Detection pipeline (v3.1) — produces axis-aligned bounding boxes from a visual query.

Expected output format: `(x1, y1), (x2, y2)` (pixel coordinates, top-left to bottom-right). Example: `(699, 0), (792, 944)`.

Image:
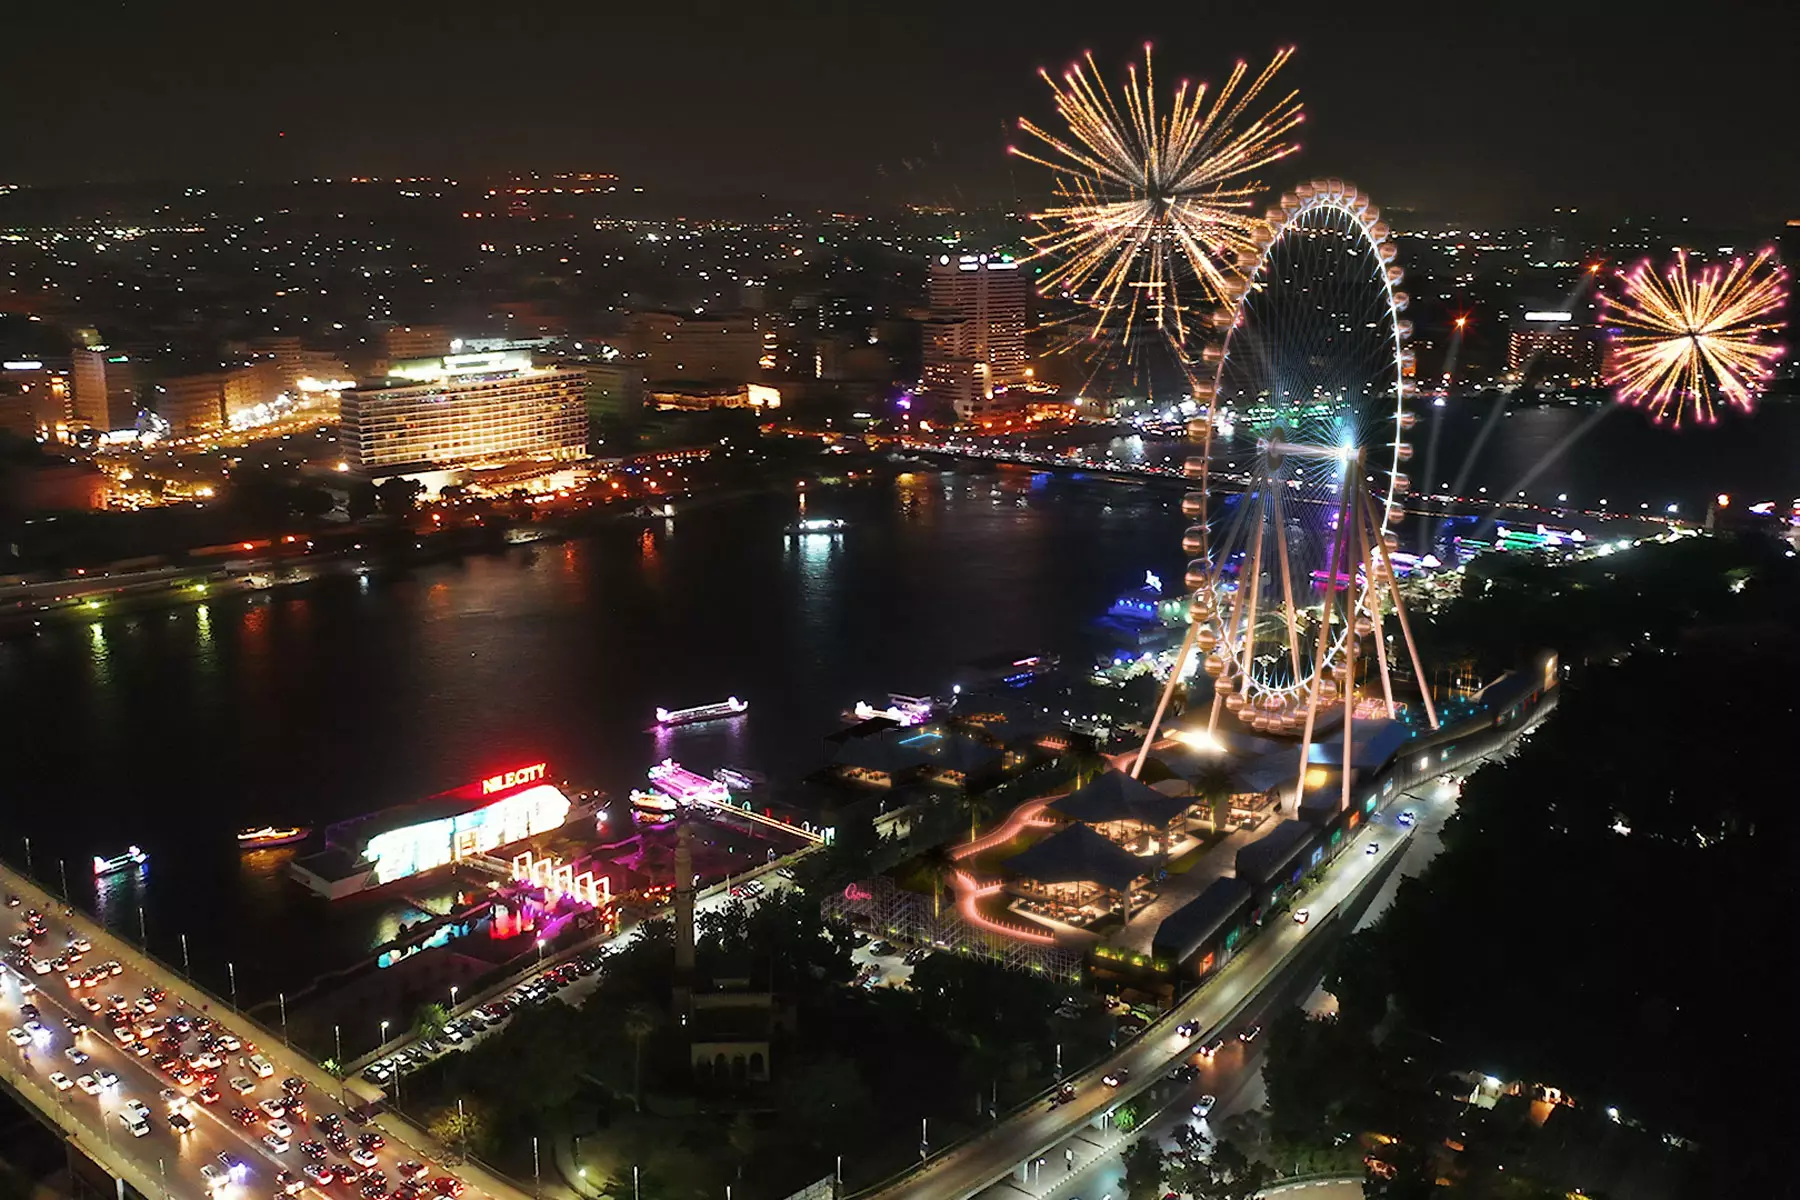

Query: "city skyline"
(2, 1), (1795, 222)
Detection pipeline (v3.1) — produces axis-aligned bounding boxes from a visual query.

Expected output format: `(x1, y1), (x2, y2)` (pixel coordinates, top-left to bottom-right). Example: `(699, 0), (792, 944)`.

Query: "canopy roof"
(1007, 824), (1149, 891)
(1049, 769), (1191, 827)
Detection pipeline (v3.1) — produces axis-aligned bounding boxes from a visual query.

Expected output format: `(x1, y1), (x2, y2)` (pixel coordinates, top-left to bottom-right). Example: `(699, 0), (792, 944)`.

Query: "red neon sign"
(481, 762), (548, 796)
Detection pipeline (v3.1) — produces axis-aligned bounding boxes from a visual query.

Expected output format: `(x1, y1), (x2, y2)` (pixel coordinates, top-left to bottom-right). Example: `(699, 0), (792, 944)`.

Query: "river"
(2, 400), (1794, 1002)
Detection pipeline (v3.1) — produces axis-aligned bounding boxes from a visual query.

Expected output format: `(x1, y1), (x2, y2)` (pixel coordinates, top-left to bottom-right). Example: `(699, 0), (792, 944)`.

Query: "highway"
(0, 860), (516, 1200)
(870, 808), (1411, 1200)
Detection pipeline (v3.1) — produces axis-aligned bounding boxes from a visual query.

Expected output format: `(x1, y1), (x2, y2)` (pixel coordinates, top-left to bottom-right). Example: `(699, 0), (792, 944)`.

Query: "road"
(871, 810), (1409, 1200)
(963, 775), (1473, 1200)
(0, 861), (516, 1200)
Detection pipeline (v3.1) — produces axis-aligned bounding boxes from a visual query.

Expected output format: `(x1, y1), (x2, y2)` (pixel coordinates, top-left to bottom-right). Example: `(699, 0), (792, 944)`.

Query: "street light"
(279, 993), (288, 1045)
(227, 962), (237, 1011)
(380, 1019), (390, 1050)
(449, 985), (458, 1010)
(535, 938), (545, 969)
(179, 934), (190, 978)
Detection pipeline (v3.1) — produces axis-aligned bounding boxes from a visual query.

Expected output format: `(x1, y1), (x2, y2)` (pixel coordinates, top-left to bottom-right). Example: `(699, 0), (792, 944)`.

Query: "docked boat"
(92, 846), (147, 876)
(630, 788), (679, 814)
(712, 766), (768, 792)
(236, 825), (311, 850)
(655, 696), (749, 726)
(786, 517), (846, 536)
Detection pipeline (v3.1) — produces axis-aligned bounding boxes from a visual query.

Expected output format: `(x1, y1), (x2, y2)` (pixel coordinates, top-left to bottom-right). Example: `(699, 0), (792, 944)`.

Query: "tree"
(376, 476), (424, 515)
(1192, 763), (1241, 830)
(1112, 1100), (1142, 1134)
(428, 1100), (487, 1163)
(1121, 1137), (1166, 1200)
(415, 1002), (449, 1041)
(347, 482), (379, 521)
(624, 1003), (659, 1113)
(918, 841), (958, 919)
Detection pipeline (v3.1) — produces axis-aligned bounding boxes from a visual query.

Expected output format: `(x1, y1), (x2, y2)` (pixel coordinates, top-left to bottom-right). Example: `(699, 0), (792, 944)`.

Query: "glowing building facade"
(339, 352), (587, 473)
(924, 253), (1028, 422)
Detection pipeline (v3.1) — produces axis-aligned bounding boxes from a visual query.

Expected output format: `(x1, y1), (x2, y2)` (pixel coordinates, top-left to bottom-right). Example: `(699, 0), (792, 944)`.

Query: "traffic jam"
(3, 895), (469, 1200)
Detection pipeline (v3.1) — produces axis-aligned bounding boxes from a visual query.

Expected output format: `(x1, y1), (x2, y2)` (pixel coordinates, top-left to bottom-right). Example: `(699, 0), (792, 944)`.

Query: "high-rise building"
(923, 252), (1028, 422)
(154, 372), (229, 438)
(626, 311), (765, 382)
(339, 352), (587, 474)
(379, 324), (455, 364)
(0, 363), (68, 441)
(1506, 309), (1601, 387)
(69, 348), (137, 432)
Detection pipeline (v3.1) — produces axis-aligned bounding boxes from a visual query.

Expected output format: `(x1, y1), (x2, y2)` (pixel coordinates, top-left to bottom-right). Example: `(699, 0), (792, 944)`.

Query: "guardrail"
(0, 1047), (182, 1200)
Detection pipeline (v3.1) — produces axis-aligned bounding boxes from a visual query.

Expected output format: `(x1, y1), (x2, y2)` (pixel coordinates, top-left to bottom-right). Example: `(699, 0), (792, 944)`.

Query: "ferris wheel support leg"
(1355, 483), (1399, 720)
(1294, 477), (1355, 814)
(1366, 487), (1440, 730)
(1236, 489), (1269, 719)
(1132, 621), (1199, 780)
(1269, 482), (1307, 690)
(1208, 522), (1253, 743)
(1340, 569), (1357, 816)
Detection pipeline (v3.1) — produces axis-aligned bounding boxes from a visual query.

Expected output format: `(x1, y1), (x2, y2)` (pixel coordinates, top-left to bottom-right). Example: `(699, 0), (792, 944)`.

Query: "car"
(230, 1076), (257, 1094)
(282, 1076), (307, 1096)
(358, 1132), (386, 1151)
(1292, 909), (1311, 925)
(124, 1099), (153, 1121)
(866, 940), (895, 957)
(431, 1179), (464, 1197)
(160, 1086), (189, 1109)
(171, 1067), (196, 1086)
(360, 1183), (388, 1200)
(1176, 1020), (1199, 1039)
(1102, 1068), (1131, 1087)
(218, 1033), (242, 1052)
(300, 1140), (327, 1160)
(328, 1130), (351, 1151)
(95, 1069), (119, 1089)
(1166, 1064), (1198, 1083)
(267, 1118), (295, 1139)
(351, 1148), (380, 1169)
(336, 1164), (363, 1187)
(49, 1071), (74, 1090)
(397, 1162), (429, 1183)
(200, 1165), (229, 1191)
(135, 997), (157, 1015)
(1193, 1094), (1217, 1117)
(198, 1086), (223, 1105)
(72, 938), (91, 953)
(1397, 811), (1416, 826)
(80, 996), (101, 1013)
(362, 1170), (388, 1192)
(249, 1053), (275, 1078)
(264, 1132), (293, 1154)
(108, 994), (127, 1011)
(231, 1105), (259, 1126)
(319, 1112), (343, 1130)
(170, 1112), (196, 1135)
(260, 1097), (288, 1118)
(1365, 842), (1379, 855)
(76, 1074), (102, 1095)
(64, 1047), (90, 1066)
(5, 1028), (29, 1046)
(108, 961), (123, 976)
(303, 1165), (335, 1186)
(64, 1017), (88, 1036)
(1199, 1037), (1226, 1059)
(1239, 1024), (1262, 1043)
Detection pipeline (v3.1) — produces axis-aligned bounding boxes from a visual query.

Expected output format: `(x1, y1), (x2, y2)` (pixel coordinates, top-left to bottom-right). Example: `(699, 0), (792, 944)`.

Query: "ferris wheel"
(1138, 179), (1439, 807)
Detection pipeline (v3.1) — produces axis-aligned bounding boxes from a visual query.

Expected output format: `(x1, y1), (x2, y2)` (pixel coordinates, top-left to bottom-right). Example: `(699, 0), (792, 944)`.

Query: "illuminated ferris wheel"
(1140, 179), (1439, 805)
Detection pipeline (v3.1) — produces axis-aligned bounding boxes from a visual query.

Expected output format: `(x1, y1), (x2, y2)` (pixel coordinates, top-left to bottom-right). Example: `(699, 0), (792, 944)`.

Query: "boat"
(630, 789), (678, 814)
(633, 502), (676, 519)
(712, 767), (768, 792)
(786, 517), (846, 536)
(655, 697), (748, 726)
(236, 826), (311, 850)
(92, 847), (147, 876)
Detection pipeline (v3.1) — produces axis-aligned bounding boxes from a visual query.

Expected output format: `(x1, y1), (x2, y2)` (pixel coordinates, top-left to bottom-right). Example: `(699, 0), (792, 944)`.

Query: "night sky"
(4, 0), (1794, 221)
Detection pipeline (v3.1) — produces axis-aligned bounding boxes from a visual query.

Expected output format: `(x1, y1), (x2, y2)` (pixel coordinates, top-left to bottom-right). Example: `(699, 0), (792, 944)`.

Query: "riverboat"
(785, 517), (846, 536)
(92, 847), (148, 876)
(236, 826), (311, 850)
(654, 697), (749, 726)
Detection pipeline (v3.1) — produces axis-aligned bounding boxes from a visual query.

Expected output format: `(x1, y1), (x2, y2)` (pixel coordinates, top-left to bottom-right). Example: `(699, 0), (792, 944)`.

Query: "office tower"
(625, 311), (765, 383)
(69, 347), (138, 432)
(154, 372), (229, 438)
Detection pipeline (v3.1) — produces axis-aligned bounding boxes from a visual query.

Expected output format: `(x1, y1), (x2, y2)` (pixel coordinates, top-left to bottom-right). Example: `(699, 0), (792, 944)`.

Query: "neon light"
(481, 762), (548, 796)
(1523, 311), (1573, 322)
(363, 784), (570, 885)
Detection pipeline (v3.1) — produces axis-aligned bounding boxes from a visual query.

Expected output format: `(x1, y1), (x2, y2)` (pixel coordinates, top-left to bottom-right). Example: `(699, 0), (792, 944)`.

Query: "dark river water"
(2, 399), (1795, 1001)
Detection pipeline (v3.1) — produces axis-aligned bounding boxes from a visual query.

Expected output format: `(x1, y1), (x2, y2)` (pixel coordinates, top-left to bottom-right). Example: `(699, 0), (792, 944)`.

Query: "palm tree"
(414, 1002), (450, 1041)
(1192, 763), (1241, 832)
(918, 842), (958, 920)
(623, 1004), (658, 1113)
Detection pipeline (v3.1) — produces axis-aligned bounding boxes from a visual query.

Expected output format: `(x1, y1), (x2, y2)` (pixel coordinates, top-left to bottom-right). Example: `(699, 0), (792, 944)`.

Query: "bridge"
(0, 859), (533, 1200)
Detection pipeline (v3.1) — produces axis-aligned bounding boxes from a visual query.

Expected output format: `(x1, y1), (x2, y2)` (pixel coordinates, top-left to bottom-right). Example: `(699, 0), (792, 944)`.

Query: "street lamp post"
(227, 962), (237, 1012)
(532, 1135), (541, 1200)
(449, 985), (458, 1011)
(57, 859), (68, 901)
(633, 1165), (639, 1200)
(22, 836), (30, 876)
(535, 938), (545, 969)
(137, 905), (146, 947)
(179, 934), (189, 978)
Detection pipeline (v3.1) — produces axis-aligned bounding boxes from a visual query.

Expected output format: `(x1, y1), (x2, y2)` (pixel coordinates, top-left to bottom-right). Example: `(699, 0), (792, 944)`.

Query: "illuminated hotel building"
(1506, 309), (1601, 387)
(924, 253), (1028, 422)
(339, 352), (587, 473)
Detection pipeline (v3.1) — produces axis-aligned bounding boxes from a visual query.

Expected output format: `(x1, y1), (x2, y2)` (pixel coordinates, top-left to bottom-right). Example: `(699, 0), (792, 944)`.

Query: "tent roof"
(1007, 824), (1149, 891)
(1049, 769), (1190, 827)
